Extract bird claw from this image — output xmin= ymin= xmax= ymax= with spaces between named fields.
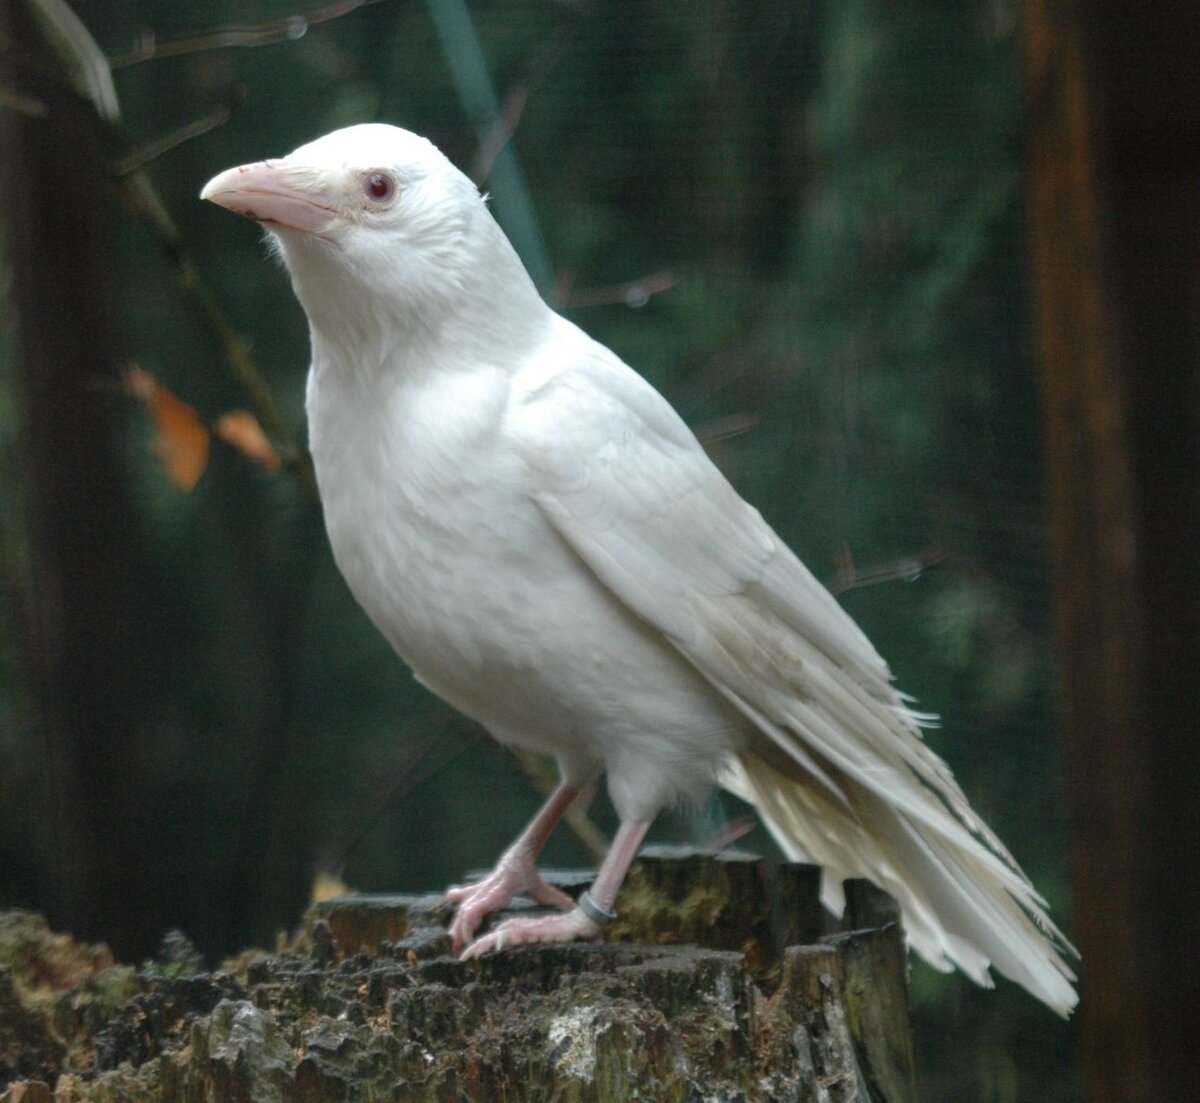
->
xmin=460 ymin=908 xmax=602 ymax=960
xmin=446 ymin=851 xmax=575 ymax=952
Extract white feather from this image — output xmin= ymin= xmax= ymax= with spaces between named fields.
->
xmin=509 ymin=319 xmax=1078 ymax=1016
xmin=215 ymin=123 xmax=1078 ymax=1016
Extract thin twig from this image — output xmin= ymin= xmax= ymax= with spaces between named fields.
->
xmin=562 ymin=270 xmax=677 ymax=309
xmin=701 ymin=815 xmax=757 ymax=852
xmin=0 ymin=83 xmax=47 ymax=116
xmin=16 ymin=0 xmax=317 ymax=494
xmin=319 ymin=729 xmax=611 ymax=876
xmin=826 ymin=545 xmax=948 ymax=596
xmin=318 ymin=716 xmax=480 ymax=875
xmin=25 ymin=0 xmax=119 ymax=119
xmin=511 ymin=748 xmax=609 ymax=866
xmin=470 ymin=10 xmax=581 ymax=186
xmin=114 ymin=160 xmax=318 ymax=495
xmin=694 ymin=412 xmax=760 ymax=445
xmin=22 ymin=0 xmax=617 ymax=860
xmin=109 ymin=0 xmax=390 ymax=68
xmin=113 ymin=92 xmax=244 ymax=175
xmin=471 ymin=83 xmax=529 ymax=185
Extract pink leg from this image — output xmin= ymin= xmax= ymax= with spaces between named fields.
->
xmin=461 ymin=818 xmax=651 ymax=959
xmin=447 ymin=782 xmax=581 ymax=951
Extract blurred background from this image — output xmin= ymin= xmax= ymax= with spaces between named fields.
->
xmin=2 ymin=2 xmax=1197 ymax=1100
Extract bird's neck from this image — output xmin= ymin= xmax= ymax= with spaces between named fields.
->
xmin=293 ymin=210 xmax=552 ymax=385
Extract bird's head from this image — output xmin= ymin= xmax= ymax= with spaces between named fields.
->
xmin=201 ymin=124 xmax=531 ymax=340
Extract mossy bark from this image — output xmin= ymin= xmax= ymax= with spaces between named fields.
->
xmin=1 ymin=851 xmax=918 ymax=1102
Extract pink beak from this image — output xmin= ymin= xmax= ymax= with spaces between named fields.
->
xmin=200 ymin=160 xmax=336 ymax=233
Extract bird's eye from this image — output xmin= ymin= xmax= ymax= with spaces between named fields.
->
xmin=363 ymin=172 xmax=396 ymax=203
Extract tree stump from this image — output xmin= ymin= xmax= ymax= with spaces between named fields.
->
xmin=0 ymin=850 xmax=919 ymax=1102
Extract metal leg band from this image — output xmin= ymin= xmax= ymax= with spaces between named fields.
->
xmin=578 ymin=890 xmax=618 ymax=927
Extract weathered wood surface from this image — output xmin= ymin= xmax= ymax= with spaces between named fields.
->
xmin=0 ymin=850 xmax=918 ymax=1102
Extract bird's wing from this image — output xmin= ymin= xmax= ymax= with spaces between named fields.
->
xmin=510 ymin=344 xmax=983 ymax=843
xmin=508 ymin=342 xmax=1077 ymax=1014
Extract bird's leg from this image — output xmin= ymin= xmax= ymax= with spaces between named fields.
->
xmin=460 ymin=817 xmax=651 ymax=959
xmin=447 ymin=781 xmax=581 ymax=951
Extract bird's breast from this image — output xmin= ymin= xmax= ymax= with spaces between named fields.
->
xmin=306 ymin=359 xmax=610 ymax=731
xmin=305 ymin=352 xmax=745 ymax=812
xmin=309 ymin=360 xmax=522 ymax=642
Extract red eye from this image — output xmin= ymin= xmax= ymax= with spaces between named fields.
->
xmin=363 ymin=172 xmax=395 ymax=202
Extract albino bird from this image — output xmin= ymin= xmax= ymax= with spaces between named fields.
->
xmin=202 ymin=123 xmax=1077 ymax=1015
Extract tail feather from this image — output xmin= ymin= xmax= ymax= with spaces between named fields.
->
xmin=719 ymin=752 xmax=1078 ymax=1017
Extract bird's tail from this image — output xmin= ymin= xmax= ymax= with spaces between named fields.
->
xmin=719 ymin=751 xmax=1079 ymax=1017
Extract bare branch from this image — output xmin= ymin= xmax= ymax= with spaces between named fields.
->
xmin=511 ymin=747 xmax=610 ymax=866
xmin=826 ymin=544 xmax=948 ymax=596
xmin=9 ymin=0 xmax=313 ymax=492
xmin=109 ymin=0 xmax=390 ymax=68
xmin=317 ymin=725 xmax=610 ymax=875
xmin=467 ymin=10 xmax=581 ymax=185
xmin=694 ymin=412 xmax=760 ymax=445
xmin=471 ymin=83 xmax=530 ymax=185
xmin=26 ymin=0 xmax=119 ymax=119
xmin=316 ymin=715 xmax=479 ymax=877
xmin=701 ymin=815 xmax=757 ymax=852
xmin=562 ymin=270 xmax=677 ymax=309
xmin=0 ymin=83 xmax=47 ymax=117
xmin=113 ymin=92 xmax=244 ymax=175
xmin=116 ymin=163 xmax=318 ymax=494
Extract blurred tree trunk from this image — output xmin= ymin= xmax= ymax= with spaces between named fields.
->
xmin=1024 ymin=3 xmax=1200 ymax=1099
xmin=0 ymin=1 xmax=163 ymax=958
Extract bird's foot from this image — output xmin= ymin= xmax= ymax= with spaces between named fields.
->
xmin=460 ymin=907 xmax=601 ymax=960
xmin=446 ymin=850 xmax=574 ymax=952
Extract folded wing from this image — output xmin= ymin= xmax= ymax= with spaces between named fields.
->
xmin=508 ymin=343 xmax=1078 ymax=1016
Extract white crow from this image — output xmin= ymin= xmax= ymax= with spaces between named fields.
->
xmin=202 ymin=123 xmax=1077 ymax=1015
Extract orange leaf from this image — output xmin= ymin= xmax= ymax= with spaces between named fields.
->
xmin=214 ymin=409 xmax=283 ymax=473
xmin=125 ymin=366 xmax=210 ymax=490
